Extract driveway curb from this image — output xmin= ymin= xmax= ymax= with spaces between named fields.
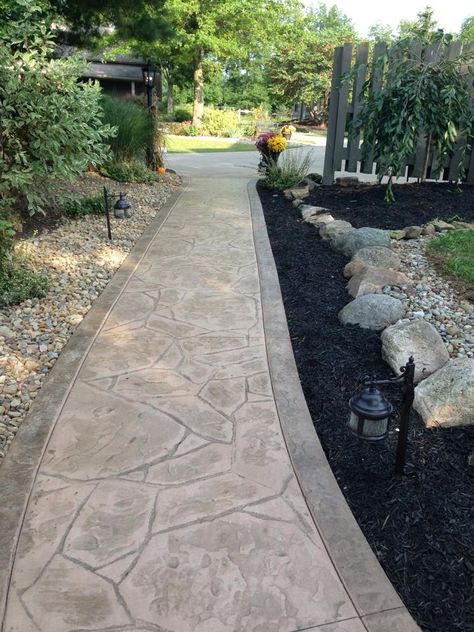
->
xmin=0 ymin=182 xmax=186 ymax=624
xmin=248 ymin=179 xmax=421 ymax=632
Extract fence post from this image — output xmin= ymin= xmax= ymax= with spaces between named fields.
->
xmin=323 ymin=46 xmax=343 ymax=185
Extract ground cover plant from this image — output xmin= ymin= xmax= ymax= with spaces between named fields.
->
xmin=427 ymin=229 xmax=474 ymax=297
xmin=63 ymin=194 xmax=104 ymax=218
xmin=262 ymin=149 xmax=313 ymax=190
xmin=258 ymin=181 xmax=474 ymax=632
xmin=99 ymin=161 xmax=160 ymax=184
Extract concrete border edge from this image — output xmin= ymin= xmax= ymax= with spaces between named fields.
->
xmin=247 ymin=179 xmax=421 ymax=631
xmin=0 ymin=180 xmax=187 ymax=623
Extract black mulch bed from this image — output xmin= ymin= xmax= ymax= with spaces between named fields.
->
xmin=305 ymin=181 xmax=474 ymax=229
xmin=258 ymin=181 xmax=474 ymax=632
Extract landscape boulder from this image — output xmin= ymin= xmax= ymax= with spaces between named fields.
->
xmin=338 ymin=294 xmax=405 ymax=330
xmin=305 ymin=213 xmax=335 ymax=228
xmin=299 ymin=205 xmax=328 ymax=221
xmin=433 ymin=219 xmax=454 ymax=232
xmin=284 ymin=184 xmax=310 ymax=200
xmin=390 ymin=229 xmax=406 ymax=241
xmin=414 ymin=357 xmax=474 ymax=427
xmin=319 ymin=220 xmax=353 ymax=241
xmin=333 ymin=227 xmax=391 ymax=257
xmin=381 ymin=319 xmax=449 ymax=383
xmin=343 ymin=246 xmax=400 ymax=279
xmin=404 ymin=226 xmax=422 ymax=239
xmin=422 ymin=224 xmax=436 ymax=236
xmin=347 ymin=266 xmax=411 ymax=297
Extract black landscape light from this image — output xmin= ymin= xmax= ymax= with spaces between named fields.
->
xmin=103 ymin=187 xmax=133 ymax=241
xmin=349 ymin=356 xmax=416 ymax=476
xmin=142 ymin=63 xmax=156 ymax=110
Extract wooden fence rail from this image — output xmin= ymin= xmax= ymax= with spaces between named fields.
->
xmin=322 ymin=40 xmax=474 ymax=185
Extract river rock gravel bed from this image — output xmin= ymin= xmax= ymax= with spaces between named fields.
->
xmin=388 ymin=236 xmax=473 ymax=359
xmin=0 ymin=172 xmax=180 ymax=463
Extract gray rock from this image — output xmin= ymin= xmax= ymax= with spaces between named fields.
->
xmin=404 ymin=226 xmax=422 ymax=239
xmin=381 ymin=319 xmax=449 ymax=383
xmin=292 ymin=198 xmax=304 ymax=208
xmin=0 ymin=326 xmax=14 ymax=339
xmin=299 ymin=205 xmax=328 ymax=221
xmin=422 ymin=224 xmax=436 ymax=236
xmin=319 ymin=220 xmax=353 ymax=241
xmin=433 ymin=219 xmax=454 ymax=232
xmin=347 ymin=266 xmax=411 ymax=298
xmin=414 ymin=357 xmax=474 ymax=427
xmin=343 ymin=247 xmax=400 ymax=279
xmin=338 ymin=294 xmax=405 ymax=330
xmin=333 ymin=227 xmax=391 ymax=257
xmin=391 ymin=229 xmax=406 ymax=241
xmin=284 ymin=185 xmax=310 ymax=200
xmin=305 ymin=213 xmax=334 ymax=228
xmin=297 ymin=178 xmax=317 ymax=191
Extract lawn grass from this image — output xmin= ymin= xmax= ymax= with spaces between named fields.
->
xmin=426 ymin=229 xmax=474 ymax=294
xmin=166 ymin=135 xmax=255 ymax=153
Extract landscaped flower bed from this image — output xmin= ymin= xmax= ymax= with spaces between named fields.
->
xmin=258 ymin=180 xmax=474 ymax=632
xmin=0 ymin=172 xmax=180 ymax=464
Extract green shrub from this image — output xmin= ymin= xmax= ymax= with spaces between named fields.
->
xmin=202 ymin=108 xmax=240 ymax=137
xmin=174 ymin=106 xmax=193 ymax=122
xmin=262 ymin=150 xmax=313 ymax=190
xmin=101 ymin=95 xmax=152 ymax=161
xmin=165 ymin=122 xmax=193 ymax=136
xmin=99 ymin=161 xmax=159 ymax=184
xmin=0 ymin=1 xmax=114 ymax=216
xmin=63 ymin=195 xmax=104 ymax=218
xmin=0 ymin=216 xmax=15 ymax=262
xmin=0 ymin=256 xmax=49 ymax=308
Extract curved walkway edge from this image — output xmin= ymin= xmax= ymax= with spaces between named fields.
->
xmin=0 ymin=176 xmax=421 ymax=632
xmin=0 ymin=183 xmax=186 ymax=625
xmin=248 ymin=180 xmax=420 ymax=632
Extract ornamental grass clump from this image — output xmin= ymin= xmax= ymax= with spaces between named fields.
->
xmin=263 ymin=149 xmax=313 ymax=190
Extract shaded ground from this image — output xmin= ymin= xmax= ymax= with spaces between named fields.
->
xmin=306 ymin=182 xmax=474 ymax=229
xmin=258 ymin=181 xmax=474 ymax=632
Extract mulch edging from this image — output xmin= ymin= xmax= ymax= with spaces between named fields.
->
xmin=257 ymin=181 xmax=474 ymax=632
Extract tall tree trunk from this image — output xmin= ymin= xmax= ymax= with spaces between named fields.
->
xmin=167 ymin=76 xmax=174 ymax=115
xmin=192 ymin=53 xmax=204 ymax=126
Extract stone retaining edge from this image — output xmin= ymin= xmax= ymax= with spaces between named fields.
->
xmin=0 ymin=181 xmax=187 ymax=625
xmin=247 ymin=179 xmax=421 ymax=632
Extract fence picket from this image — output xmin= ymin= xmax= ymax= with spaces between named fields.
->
xmin=346 ymin=43 xmax=369 ymax=172
xmin=360 ymin=42 xmax=386 ymax=174
xmin=323 ymin=46 xmax=343 ymax=184
xmin=323 ymin=38 xmax=473 ymax=185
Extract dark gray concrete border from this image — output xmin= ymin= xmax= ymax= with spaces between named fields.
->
xmin=248 ymin=179 xmax=421 ymax=632
xmin=0 ymin=181 xmax=187 ymax=624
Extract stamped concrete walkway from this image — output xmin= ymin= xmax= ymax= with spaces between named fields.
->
xmin=0 ymin=170 xmax=420 ymax=632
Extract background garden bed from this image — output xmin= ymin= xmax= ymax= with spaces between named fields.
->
xmin=258 ymin=181 xmax=474 ymax=632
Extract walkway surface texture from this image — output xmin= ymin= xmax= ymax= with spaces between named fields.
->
xmin=0 ymin=154 xmax=420 ymax=632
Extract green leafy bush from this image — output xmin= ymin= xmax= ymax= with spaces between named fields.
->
xmin=174 ymin=106 xmax=194 ymax=122
xmin=63 ymin=195 xmax=104 ymax=218
xmin=0 ymin=256 xmax=49 ymax=308
xmin=0 ymin=0 xmax=114 ymax=216
xmin=99 ymin=161 xmax=159 ymax=184
xmin=263 ymin=150 xmax=313 ymax=190
xmin=353 ymin=42 xmax=473 ymax=202
xmin=101 ymin=95 xmax=152 ymax=161
xmin=201 ymin=108 xmax=240 ymax=137
xmin=0 ymin=216 xmax=15 ymax=262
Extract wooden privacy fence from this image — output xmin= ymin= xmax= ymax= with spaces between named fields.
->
xmin=322 ymin=40 xmax=474 ymax=185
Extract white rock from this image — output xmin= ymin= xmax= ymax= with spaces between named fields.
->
xmin=381 ymin=319 xmax=449 ymax=383
xmin=414 ymin=358 xmax=474 ymax=427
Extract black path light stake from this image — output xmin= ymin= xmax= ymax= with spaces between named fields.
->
xmin=103 ymin=187 xmax=133 ymax=241
xmin=349 ymin=356 xmax=416 ymax=476
xmin=142 ymin=62 xmax=156 ymax=168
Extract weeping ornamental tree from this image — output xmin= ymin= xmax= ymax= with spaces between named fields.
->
xmin=354 ymin=43 xmax=474 ymax=202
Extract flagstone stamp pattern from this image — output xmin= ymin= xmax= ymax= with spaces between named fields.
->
xmin=3 ymin=180 xmax=358 ymax=631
